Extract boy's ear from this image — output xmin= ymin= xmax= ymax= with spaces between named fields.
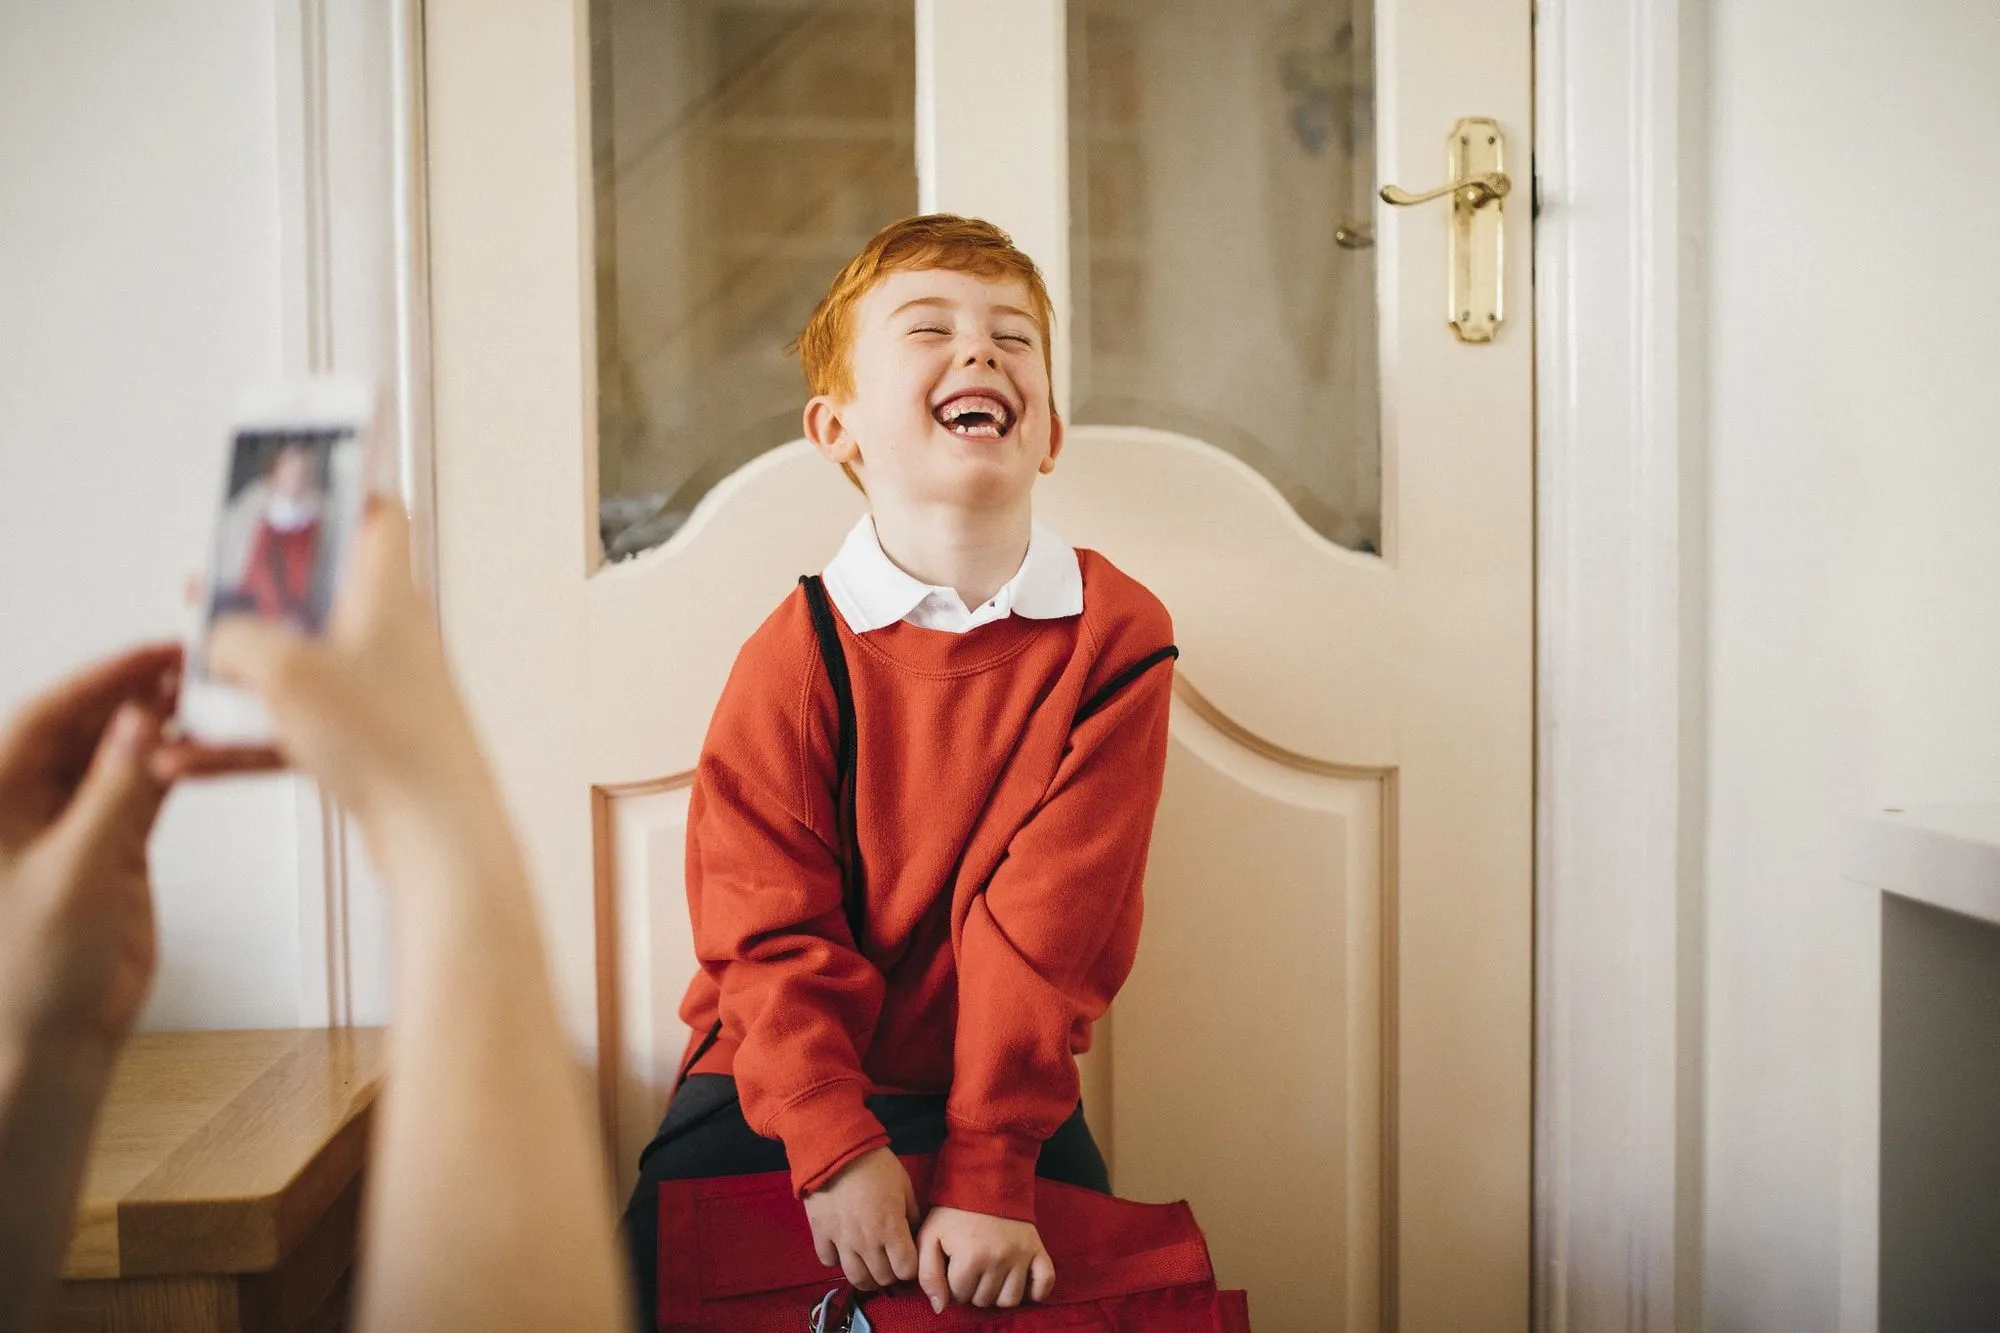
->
xmin=803 ymin=396 xmax=861 ymax=467
xmin=1039 ymin=410 xmax=1065 ymax=475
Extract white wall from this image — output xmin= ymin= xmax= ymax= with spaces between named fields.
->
xmin=1701 ymin=0 xmax=2000 ymax=1326
xmin=0 ymin=3 xmax=309 ymax=1029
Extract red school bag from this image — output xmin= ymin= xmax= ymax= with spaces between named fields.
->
xmin=654 ymin=1154 xmax=1251 ymax=1331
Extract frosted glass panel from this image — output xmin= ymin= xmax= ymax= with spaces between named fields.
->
xmin=591 ymin=0 xmax=917 ymax=560
xmin=1067 ymin=0 xmax=1380 ymax=552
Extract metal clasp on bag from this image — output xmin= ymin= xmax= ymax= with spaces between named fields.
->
xmin=808 ymin=1286 xmax=873 ymax=1333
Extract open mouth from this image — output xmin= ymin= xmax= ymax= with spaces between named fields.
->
xmin=931 ymin=390 xmax=1017 ymax=439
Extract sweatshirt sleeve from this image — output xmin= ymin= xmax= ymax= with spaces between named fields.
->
xmin=933 ymin=623 xmax=1176 ymax=1221
xmin=687 ymin=620 xmax=890 ymax=1198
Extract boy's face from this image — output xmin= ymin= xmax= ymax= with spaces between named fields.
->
xmin=269 ymin=445 xmax=318 ymax=501
xmin=804 ymin=267 xmax=1062 ymax=514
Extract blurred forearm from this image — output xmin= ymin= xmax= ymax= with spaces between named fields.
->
xmin=350 ymin=797 xmax=630 ymax=1333
xmin=0 ymin=1032 xmax=117 ymax=1333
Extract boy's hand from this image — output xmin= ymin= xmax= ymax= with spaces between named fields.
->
xmin=917 ymin=1206 xmax=1056 ymax=1312
xmin=803 ymin=1148 xmax=919 ymax=1294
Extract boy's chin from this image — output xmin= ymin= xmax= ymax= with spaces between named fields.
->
xmin=911 ymin=458 xmax=1041 ymax=512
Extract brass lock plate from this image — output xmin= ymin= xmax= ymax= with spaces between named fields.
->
xmin=1449 ymin=116 xmax=1505 ymax=343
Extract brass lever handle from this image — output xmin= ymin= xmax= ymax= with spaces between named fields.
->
xmin=1379 ymin=171 xmax=1512 ymax=211
xmin=1381 ymin=117 xmax=1510 ymax=342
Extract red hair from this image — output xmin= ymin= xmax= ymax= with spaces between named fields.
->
xmin=794 ymin=214 xmax=1054 ymax=400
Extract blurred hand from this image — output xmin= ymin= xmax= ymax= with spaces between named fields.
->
xmin=158 ymin=500 xmax=494 ymax=835
xmin=0 ymin=646 xmax=179 ymax=1050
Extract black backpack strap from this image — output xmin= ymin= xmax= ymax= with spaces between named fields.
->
xmin=1074 ymin=645 xmax=1179 ymax=726
xmin=676 ymin=575 xmax=864 ymax=1095
xmin=799 ymin=575 xmax=866 ymax=946
xmin=674 ymin=1021 xmax=723 ymax=1091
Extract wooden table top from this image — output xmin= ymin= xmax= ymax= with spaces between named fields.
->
xmin=62 ymin=1028 xmax=388 ymax=1281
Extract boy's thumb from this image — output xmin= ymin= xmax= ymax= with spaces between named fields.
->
xmin=919 ymin=1233 xmax=949 ymax=1314
xmin=56 ymin=704 xmax=168 ymax=855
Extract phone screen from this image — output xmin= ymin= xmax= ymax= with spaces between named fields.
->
xmin=178 ymin=379 xmax=376 ymax=744
xmin=202 ymin=426 xmax=366 ymax=637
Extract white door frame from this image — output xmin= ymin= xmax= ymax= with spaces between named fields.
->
xmin=1531 ymin=0 xmax=1700 ymax=1327
xmin=361 ymin=0 xmax=1701 ymax=1324
xmin=275 ymin=0 xmax=432 ymax=1029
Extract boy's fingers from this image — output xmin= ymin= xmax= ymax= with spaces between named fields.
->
xmin=839 ymin=1246 xmax=878 ymax=1293
xmin=997 ymin=1266 xmax=1028 ymax=1309
xmin=52 ymin=704 xmax=168 ymax=856
xmin=813 ymin=1233 xmax=839 ymax=1270
xmin=948 ymin=1252 xmax=981 ymax=1306
xmin=860 ymin=1241 xmax=898 ymax=1292
xmin=970 ymin=1267 xmax=1003 ymax=1309
xmin=919 ymin=1232 xmax=949 ymax=1313
xmin=1029 ymin=1252 xmax=1057 ymax=1303
xmin=887 ymin=1229 xmax=918 ymax=1284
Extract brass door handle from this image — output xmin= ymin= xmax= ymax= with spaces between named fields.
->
xmin=1377 ymin=117 xmax=1510 ymax=343
xmin=1378 ymin=171 xmax=1512 ymax=211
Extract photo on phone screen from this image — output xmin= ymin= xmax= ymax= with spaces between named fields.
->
xmin=181 ymin=382 xmax=374 ymax=744
xmin=205 ymin=427 xmax=365 ymax=636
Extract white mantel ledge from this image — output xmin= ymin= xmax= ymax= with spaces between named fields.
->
xmin=1843 ymin=803 xmax=2000 ymax=927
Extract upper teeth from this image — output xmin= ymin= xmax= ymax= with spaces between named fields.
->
xmin=940 ymin=395 xmax=1008 ymax=423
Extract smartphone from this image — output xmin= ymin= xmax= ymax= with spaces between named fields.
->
xmin=179 ymin=377 xmax=378 ymax=744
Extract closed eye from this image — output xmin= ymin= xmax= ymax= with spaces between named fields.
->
xmin=908 ymin=325 xmax=950 ymax=336
xmin=998 ymin=332 xmax=1034 ymax=346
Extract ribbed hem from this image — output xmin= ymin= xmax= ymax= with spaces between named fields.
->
xmin=931 ymin=1125 xmax=1042 ymax=1223
xmin=769 ymin=1080 xmax=891 ymax=1198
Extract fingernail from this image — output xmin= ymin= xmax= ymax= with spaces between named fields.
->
xmin=932 ymin=1297 xmax=943 ymax=1314
xmin=111 ymin=706 xmax=148 ymax=755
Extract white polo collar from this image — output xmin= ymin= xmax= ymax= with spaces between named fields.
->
xmin=821 ymin=515 xmax=1083 ymax=634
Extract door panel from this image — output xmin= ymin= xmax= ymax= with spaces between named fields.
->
xmin=1113 ymin=695 xmax=1386 ymax=1332
xmin=596 ymin=779 xmax=694 ymax=1186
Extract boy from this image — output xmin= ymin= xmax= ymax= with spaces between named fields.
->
xmin=622 ymin=215 xmax=1177 ymax=1323
xmin=212 ymin=441 xmax=325 ymax=630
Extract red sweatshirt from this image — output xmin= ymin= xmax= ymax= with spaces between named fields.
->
xmin=238 ymin=516 xmax=319 ymax=623
xmin=676 ymin=549 xmax=1175 ymax=1222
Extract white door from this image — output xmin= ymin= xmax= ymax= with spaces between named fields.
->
xmin=425 ymin=1 xmax=1530 ymax=1329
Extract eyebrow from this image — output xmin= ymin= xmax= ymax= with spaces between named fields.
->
xmin=889 ymin=296 xmax=1039 ymax=327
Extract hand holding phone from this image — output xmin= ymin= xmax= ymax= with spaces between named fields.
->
xmin=178 ymin=378 xmax=377 ymax=744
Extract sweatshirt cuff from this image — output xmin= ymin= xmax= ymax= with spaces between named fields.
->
xmin=768 ymin=1080 xmax=891 ymax=1199
xmin=931 ymin=1125 xmax=1042 ymax=1223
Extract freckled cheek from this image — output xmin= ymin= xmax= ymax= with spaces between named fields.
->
xmin=878 ymin=398 xmax=939 ymax=443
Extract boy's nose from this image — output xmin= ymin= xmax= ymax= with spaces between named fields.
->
xmin=962 ymin=350 xmax=997 ymax=369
